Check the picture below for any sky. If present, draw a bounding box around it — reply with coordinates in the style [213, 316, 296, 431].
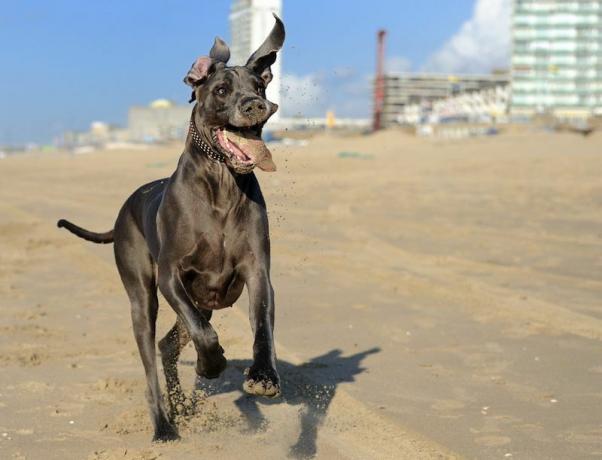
[0, 0, 511, 145]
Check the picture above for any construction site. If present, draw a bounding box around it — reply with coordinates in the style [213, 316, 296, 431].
[374, 0, 602, 134]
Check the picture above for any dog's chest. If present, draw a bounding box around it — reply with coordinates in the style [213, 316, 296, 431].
[179, 235, 245, 310]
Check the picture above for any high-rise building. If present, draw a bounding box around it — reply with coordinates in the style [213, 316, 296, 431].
[230, 0, 282, 121]
[511, 0, 602, 118]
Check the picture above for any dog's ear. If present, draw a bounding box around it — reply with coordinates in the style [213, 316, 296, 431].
[210, 37, 230, 64]
[246, 14, 285, 85]
[183, 56, 214, 87]
[258, 68, 273, 86]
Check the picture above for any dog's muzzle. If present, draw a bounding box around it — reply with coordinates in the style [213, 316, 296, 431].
[213, 126, 276, 173]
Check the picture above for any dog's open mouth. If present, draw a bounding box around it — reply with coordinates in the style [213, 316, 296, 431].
[212, 126, 276, 172]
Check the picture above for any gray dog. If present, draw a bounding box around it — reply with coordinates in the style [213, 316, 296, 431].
[57, 15, 285, 442]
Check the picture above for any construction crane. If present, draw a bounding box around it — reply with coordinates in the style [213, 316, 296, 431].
[373, 29, 387, 131]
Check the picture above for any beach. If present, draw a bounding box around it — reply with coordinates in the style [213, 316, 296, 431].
[1, 130, 601, 459]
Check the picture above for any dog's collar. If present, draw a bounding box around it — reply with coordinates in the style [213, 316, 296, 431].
[189, 118, 226, 163]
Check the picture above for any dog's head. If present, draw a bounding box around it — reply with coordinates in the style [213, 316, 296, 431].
[184, 14, 285, 174]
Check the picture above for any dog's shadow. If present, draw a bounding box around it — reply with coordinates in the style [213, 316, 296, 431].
[181, 347, 380, 459]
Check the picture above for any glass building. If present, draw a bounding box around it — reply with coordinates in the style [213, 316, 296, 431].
[511, 0, 602, 118]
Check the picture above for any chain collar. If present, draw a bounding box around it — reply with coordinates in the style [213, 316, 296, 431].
[189, 117, 226, 163]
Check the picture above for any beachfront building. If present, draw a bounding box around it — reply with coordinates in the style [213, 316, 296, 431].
[398, 85, 510, 125]
[230, 0, 282, 122]
[511, 0, 602, 119]
[382, 73, 510, 127]
[128, 99, 190, 143]
[62, 121, 130, 148]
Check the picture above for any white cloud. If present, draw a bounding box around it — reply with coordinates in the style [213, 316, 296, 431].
[424, 0, 511, 74]
[331, 66, 357, 79]
[281, 70, 370, 118]
[335, 73, 372, 117]
[281, 73, 324, 117]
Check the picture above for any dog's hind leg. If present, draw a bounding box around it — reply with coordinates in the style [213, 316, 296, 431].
[159, 309, 223, 419]
[115, 221, 178, 442]
[158, 317, 191, 418]
[157, 268, 227, 380]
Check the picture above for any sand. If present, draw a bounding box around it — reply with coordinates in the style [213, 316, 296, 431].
[0, 130, 601, 459]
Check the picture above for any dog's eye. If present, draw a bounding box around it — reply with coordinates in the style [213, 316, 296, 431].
[215, 87, 227, 96]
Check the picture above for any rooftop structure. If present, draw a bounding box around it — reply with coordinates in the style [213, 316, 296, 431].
[511, 0, 602, 119]
[230, 0, 282, 121]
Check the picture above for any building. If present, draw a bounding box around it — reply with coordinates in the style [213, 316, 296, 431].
[398, 85, 510, 125]
[382, 73, 510, 127]
[128, 99, 190, 143]
[60, 99, 193, 148]
[229, 0, 282, 121]
[62, 121, 130, 148]
[511, 0, 602, 119]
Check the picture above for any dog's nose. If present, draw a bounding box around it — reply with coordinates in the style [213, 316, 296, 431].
[241, 98, 267, 117]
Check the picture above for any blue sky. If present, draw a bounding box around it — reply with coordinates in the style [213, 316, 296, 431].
[0, 0, 511, 145]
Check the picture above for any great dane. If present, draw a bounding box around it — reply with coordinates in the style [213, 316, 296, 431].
[58, 15, 285, 442]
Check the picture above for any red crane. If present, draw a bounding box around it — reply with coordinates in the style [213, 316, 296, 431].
[373, 29, 387, 131]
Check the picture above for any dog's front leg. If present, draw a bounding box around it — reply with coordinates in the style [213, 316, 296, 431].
[158, 268, 227, 379]
[243, 271, 280, 397]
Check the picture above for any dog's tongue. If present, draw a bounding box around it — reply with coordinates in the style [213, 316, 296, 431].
[224, 130, 276, 172]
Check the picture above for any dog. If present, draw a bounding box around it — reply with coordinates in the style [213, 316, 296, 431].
[57, 15, 285, 442]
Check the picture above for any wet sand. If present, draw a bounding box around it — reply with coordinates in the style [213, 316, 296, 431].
[0, 130, 601, 459]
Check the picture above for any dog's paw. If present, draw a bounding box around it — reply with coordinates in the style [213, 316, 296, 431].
[152, 421, 179, 443]
[196, 346, 227, 379]
[243, 366, 281, 398]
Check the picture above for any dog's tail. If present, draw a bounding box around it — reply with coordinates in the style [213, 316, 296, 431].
[57, 219, 114, 244]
